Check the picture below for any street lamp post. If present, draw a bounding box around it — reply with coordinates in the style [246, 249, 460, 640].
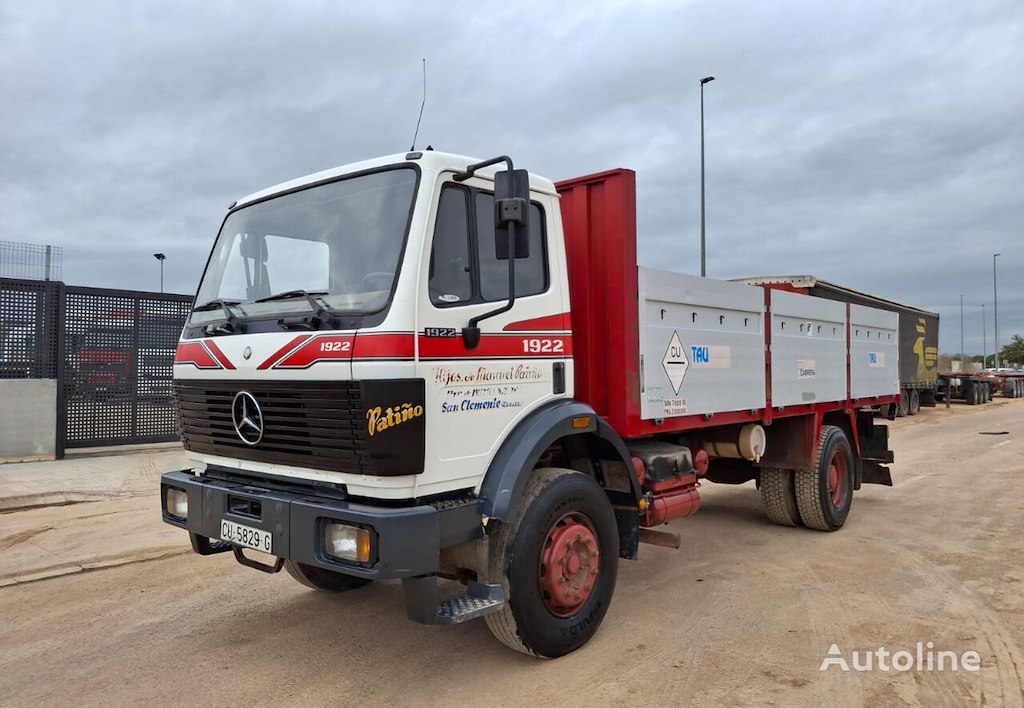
[153, 253, 166, 293]
[699, 75, 715, 277]
[960, 293, 965, 370]
[993, 253, 1000, 367]
[981, 303, 987, 369]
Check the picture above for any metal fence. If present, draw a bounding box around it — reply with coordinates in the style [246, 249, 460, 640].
[1, 277, 192, 455]
[0, 241, 63, 281]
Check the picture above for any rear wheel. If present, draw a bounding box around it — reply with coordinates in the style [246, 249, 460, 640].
[795, 426, 854, 532]
[759, 468, 802, 527]
[483, 468, 619, 658]
[283, 560, 372, 592]
[908, 389, 921, 415]
[896, 391, 909, 417]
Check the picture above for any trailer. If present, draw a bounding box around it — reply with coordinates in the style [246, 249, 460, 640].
[162, 153, 898, 657]
[734, 276, 939, 417]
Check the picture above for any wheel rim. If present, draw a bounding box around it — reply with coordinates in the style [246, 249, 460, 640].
[827, 451, 849, 509]
[539, 512, 600, 618]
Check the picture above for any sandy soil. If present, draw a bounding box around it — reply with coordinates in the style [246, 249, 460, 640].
[1, 400, 1022, 707]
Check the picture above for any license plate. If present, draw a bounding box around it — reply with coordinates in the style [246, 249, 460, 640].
[220, 519, 273, 554]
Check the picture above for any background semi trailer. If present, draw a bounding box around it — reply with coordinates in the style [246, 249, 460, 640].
[162, 152, 898, 658]
[735, 276, 939, 417]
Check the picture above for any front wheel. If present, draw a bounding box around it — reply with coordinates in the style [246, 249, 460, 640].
[283, 560, 372, 593]
[483, 468, 619, 658]
[794, 426, 854, 531]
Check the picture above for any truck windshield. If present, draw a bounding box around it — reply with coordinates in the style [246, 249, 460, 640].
[191, 166, 418, 326]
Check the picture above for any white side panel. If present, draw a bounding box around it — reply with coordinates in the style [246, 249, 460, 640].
[850, 304, 899, 399]
[638, 268, 766, 419]
[769, 290, 847, 407]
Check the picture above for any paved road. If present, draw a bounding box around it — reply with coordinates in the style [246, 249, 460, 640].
[1, 401, 1022, 707]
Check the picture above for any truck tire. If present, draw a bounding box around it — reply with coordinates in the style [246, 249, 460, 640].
[967, 382, 979, 405]
[908, 389, 921, 415]
[483, 468, 618, 658]
[794, 426, 853, 532]
[283, 560, 372, 593]
[896, 391, 909, 417]
[759, 468, 802, 527]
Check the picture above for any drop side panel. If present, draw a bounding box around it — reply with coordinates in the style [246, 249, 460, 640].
[638, 268, 766, 420]
[849, 304, 899, 399]
[769, 289, 847, 407]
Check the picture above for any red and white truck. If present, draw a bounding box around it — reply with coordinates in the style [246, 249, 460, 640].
[162, 152, 898, 657]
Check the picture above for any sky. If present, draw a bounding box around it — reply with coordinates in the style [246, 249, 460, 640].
[2, 0, 1021, 356]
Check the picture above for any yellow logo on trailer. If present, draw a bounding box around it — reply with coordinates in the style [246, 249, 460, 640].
[913, 317, 938, 379]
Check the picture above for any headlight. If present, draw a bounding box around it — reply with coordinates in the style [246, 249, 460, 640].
[324, 522, 372, 563]
[166, 487, 188, 520]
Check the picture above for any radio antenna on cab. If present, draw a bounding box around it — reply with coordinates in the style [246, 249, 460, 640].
[410, 58, 427, 151]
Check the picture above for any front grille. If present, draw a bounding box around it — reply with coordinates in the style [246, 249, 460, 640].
[175, 380, 376, 475]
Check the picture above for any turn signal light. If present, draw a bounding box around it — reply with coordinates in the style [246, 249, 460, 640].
[572, 416, 592, 429]
[324, 523, 372, 563]
[165, 488, 188, 520]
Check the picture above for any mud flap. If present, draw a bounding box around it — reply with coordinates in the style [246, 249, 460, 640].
[860, 460, 893, 486]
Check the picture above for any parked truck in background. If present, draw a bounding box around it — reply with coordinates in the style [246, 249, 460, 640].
[161, 152, 898, 657]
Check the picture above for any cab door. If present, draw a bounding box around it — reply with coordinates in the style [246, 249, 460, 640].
[414, 178, 569, 496]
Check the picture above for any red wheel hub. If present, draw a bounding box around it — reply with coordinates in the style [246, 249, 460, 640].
[828, 452, 848, 509]
[539, 512, 600, 618]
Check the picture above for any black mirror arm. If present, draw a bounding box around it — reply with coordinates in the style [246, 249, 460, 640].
[462, 225, 516, 349]
[452, 155, 514, 182]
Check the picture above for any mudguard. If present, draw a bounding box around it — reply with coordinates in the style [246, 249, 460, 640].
[478, 399, 640, 522]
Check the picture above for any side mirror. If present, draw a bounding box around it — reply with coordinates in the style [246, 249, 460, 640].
[238, 232, 268, 262]
[493, 169, 530, 260]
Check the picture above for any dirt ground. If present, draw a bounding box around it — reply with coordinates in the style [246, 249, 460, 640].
[1, 400, 1022, 707]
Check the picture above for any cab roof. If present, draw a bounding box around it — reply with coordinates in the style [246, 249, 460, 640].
[233, 150, 559, 209]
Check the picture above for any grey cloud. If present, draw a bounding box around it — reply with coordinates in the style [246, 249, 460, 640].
[2, 0, 1021, 355]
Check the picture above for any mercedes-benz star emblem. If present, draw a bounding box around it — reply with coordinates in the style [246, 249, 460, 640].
[242, 346, 252, 360]
[231, 391, 264, 446]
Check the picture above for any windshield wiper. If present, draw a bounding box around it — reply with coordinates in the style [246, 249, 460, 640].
[254, 290, 338, 331]
[192, 299, 245, 336]
[193, 298, 241, 312]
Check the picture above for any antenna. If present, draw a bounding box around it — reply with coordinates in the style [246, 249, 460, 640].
[410, 58, 426, 151]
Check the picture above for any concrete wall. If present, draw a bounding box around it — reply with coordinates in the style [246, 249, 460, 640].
[0, 379, 57, 462]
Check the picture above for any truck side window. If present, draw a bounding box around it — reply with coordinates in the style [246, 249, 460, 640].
[476, 193, 547, 302]
[428, 187, 472, 305]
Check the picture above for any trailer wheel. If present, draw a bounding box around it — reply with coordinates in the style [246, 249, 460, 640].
[908, 389, 921, 415]
[483, 468, 618, 658]
[967, 382, 979, 405]
[759, 468, 802, 527]
[896, 391, 909, 417]
[283, 560, 372, 592]
[794, 426, 853, 532]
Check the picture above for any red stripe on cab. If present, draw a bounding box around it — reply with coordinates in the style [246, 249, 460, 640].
[174, 341, 220, 369]
[203, 340, 236, 370]
[257, 335, 312, 370]
[502, 312, 572, 332]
